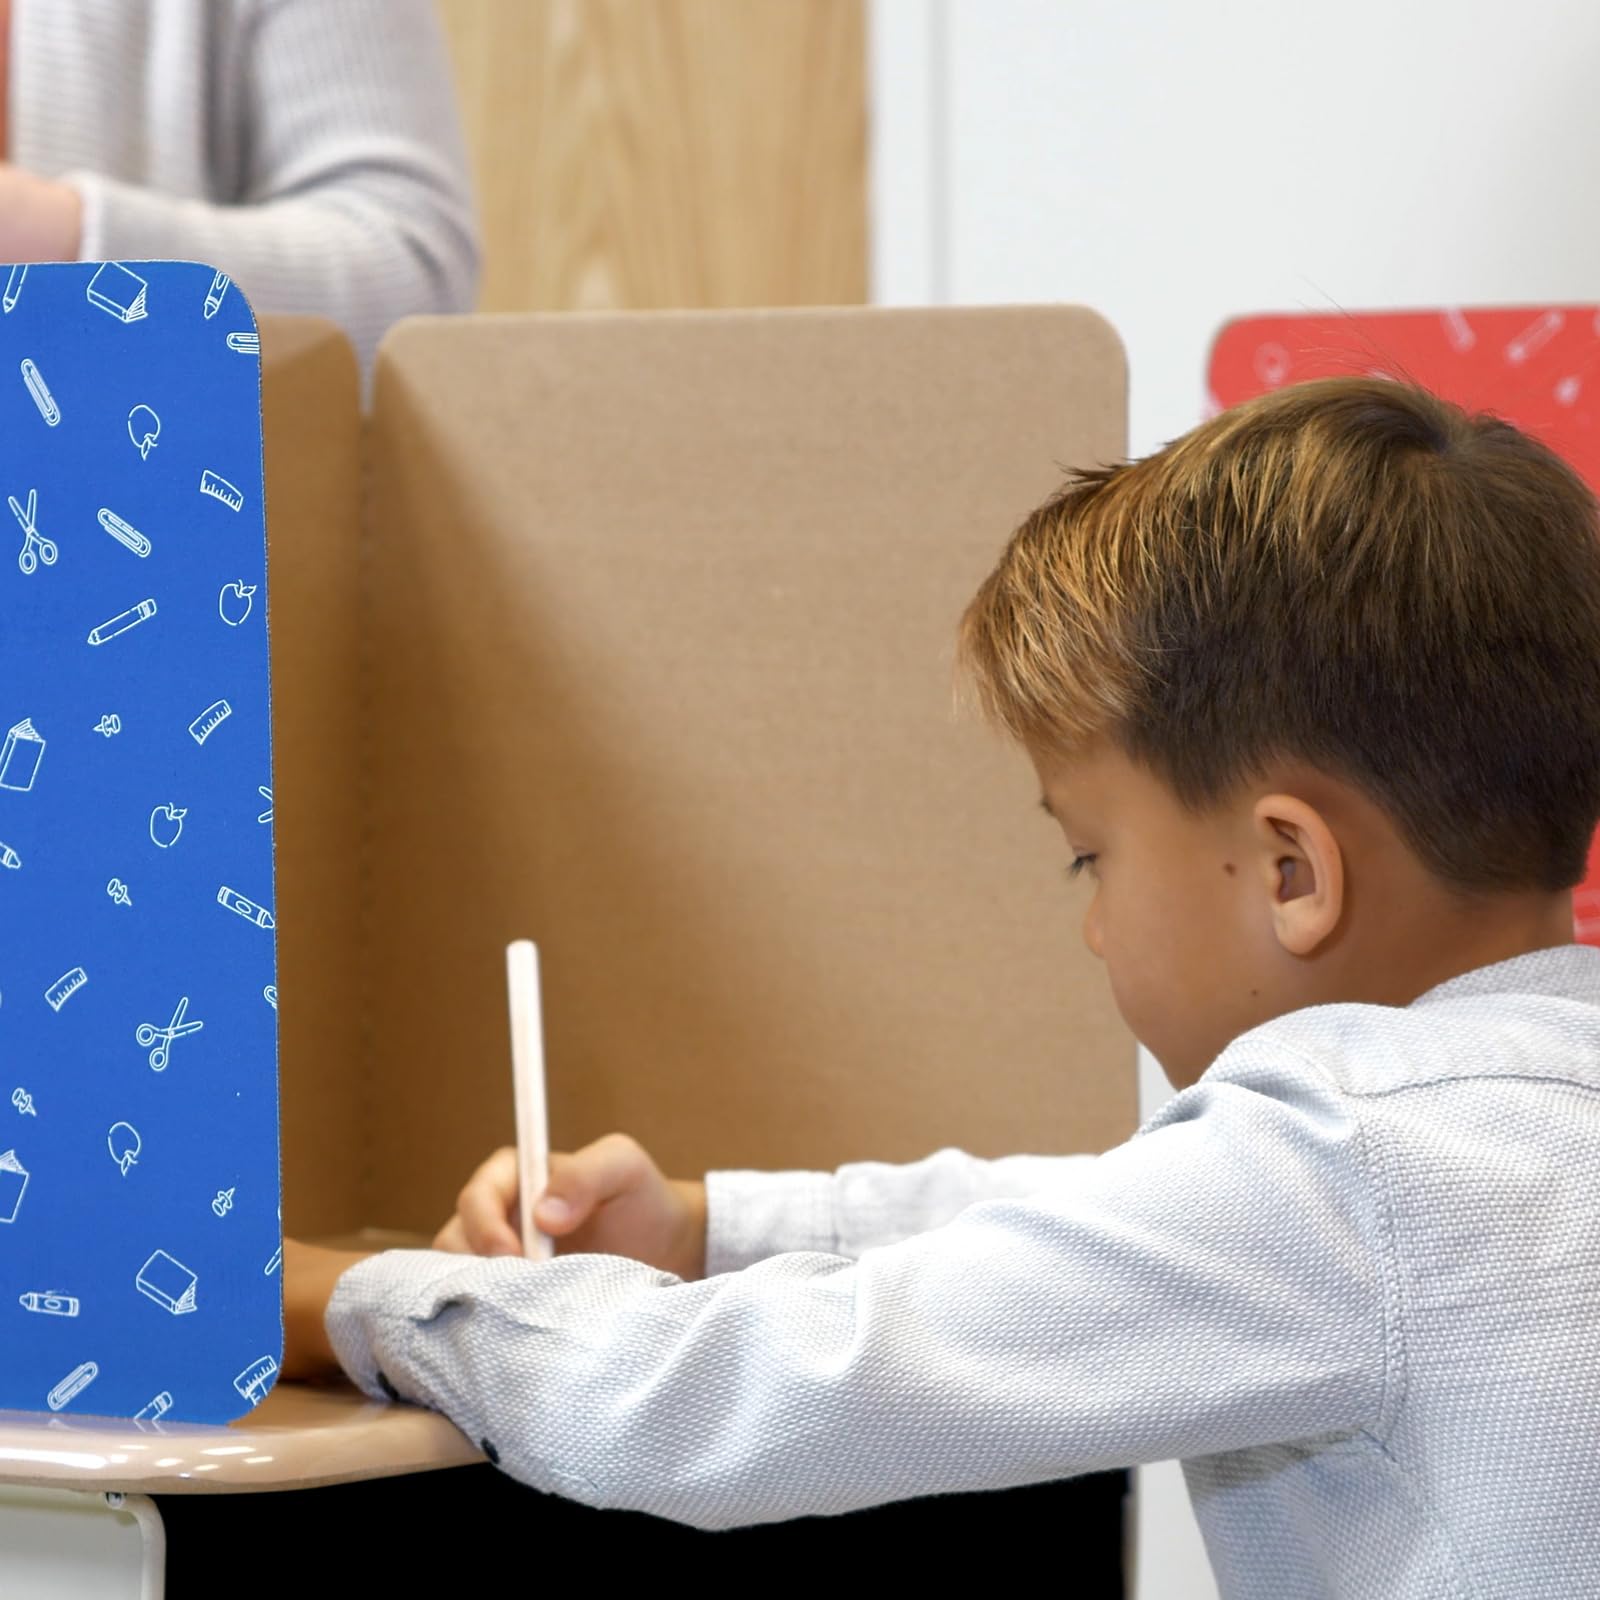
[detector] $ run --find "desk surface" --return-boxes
[0,1381,481,1495]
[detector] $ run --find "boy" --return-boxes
[283,377,1600,1595]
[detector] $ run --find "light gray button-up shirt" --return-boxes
[328,944,1600,1597]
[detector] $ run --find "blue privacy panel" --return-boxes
[0,262,280,1424]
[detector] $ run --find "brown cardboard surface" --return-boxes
[259,318,368,1236]
[356,306,1136,1233]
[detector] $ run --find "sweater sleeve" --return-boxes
[65,0,479,380]
[324,1053,1390,1531]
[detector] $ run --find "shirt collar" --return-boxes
[1409,942,1600,1010]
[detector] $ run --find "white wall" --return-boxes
[868,2,1600,1594]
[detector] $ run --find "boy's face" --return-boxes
[1031,739,1356,1089]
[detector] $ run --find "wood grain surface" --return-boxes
[436,0,867,311]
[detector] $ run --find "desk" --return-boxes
[0,1380,1128,1596]
[0,1381,480,1597]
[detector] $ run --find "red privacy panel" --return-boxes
[1208,308,1600,947]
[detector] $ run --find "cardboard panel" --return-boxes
[258,318,367,1237]
[363,307,1134,1231]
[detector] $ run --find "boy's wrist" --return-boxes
[282,1240,373,1381]
[673,1178,709,1279]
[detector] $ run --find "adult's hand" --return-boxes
[0,165,81,260]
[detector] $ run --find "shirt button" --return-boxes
[376,1371,399,1401]
[480,1438,500,1465]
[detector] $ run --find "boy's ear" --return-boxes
[1252,793,1345,957]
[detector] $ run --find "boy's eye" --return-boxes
[1065,854,1097,880]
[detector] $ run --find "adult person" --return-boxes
[0,0,479,377]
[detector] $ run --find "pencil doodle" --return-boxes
[87,600,157,647]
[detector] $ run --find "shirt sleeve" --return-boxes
[324,1050,1392,1531]
[65,0,479,380]
[704,1148,1097,1273]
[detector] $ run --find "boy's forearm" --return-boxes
[282,1241,375,1381]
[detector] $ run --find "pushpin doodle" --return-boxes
[211,1187,235,1218]
[106,878,132,908]
[93,714,122,738]
[0,841,18,870]
[107,1121,141,1176]
[11,1088,35,1117]
[127,405,161,461]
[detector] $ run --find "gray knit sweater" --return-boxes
[12,0,480,378]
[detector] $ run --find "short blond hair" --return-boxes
[957,377,1600,894]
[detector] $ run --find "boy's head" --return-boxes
[958,377,1600,1085]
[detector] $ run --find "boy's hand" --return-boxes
[280,1238,371,1383]
[433,1134,708,1280]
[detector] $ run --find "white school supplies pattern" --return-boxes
[149,804,186,849]
[198,469,244,512]
[47,1359,99,1410]
[10,492,56,576]
[0,261,280,1422]
[218,580,256,626]
[137,996,204,1073]
[188,698,232,745]
[0,1150,29,1222]
[44,967,87,1012]
[127,405,160,461]
[99,508,151,557]
[20,359,61,426]
[20,1289,80,1316]
[86,263,149,324]
[135,1249,198,1315]
[108,1122,141,1176]
[0,717,45,789]
[86,598,157,646]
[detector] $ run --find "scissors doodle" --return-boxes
[135,996,205,1073]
